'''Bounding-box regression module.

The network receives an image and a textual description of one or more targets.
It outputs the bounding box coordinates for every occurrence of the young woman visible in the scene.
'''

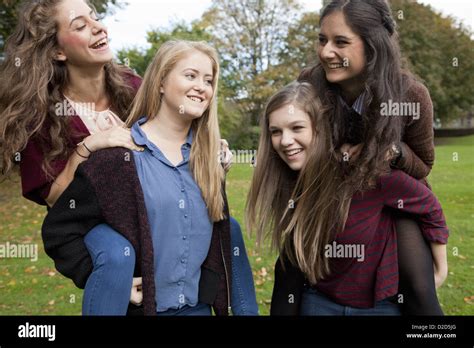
[296,0,445,315]
[0,0,257,315]
[246,81,449,315]
[41,39,241,315]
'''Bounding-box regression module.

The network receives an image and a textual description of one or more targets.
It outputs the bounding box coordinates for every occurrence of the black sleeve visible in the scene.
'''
[270,255,306,316]
[41,165,102,289]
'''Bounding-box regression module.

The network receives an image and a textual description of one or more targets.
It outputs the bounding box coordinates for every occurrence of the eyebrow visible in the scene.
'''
[69,10,95,27]
[182,68,213,78]
[319,33,351,41]
[269,120,307,129]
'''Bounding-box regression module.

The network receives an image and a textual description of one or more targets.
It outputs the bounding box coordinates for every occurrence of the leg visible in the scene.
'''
[396,216,443,315]
[82,224,136,315]
[229,217,259,315]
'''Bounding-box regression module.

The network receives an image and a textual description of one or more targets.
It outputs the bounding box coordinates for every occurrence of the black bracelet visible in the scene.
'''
[82,141,92,154]
[75,148,89,159]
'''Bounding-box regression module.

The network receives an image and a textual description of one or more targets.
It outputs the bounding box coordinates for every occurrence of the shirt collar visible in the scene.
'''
[131,116,193,152]
[339,89,368,116]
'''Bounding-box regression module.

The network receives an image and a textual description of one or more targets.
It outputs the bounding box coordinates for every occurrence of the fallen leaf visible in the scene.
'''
[463,296,474,304]
[48,300,55,305]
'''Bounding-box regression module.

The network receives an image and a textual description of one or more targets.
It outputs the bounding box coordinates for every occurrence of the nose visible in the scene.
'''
[193,79,206,92]
[280,130,294,147]
[92,20,107,36]
[319,41,336,60]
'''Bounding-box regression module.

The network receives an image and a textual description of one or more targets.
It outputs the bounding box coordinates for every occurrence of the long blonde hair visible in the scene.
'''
[246,82,352,284]
[126,40,225,222]
[0,0,136,178]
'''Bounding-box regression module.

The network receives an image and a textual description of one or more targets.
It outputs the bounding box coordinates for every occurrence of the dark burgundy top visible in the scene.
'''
[20,71,142,205]
[314,169,449,308]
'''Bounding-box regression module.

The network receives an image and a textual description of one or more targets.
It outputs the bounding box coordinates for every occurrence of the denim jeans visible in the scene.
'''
[156,302,211,316]
[300,288,401,316]
[83,224,135,315]
[229,217,259,315]
[82,218,258,315]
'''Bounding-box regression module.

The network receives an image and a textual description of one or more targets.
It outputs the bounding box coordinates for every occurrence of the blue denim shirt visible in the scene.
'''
[131,117,213,312]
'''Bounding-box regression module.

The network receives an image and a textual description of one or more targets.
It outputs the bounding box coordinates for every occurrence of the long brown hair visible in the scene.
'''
[126,40,225,222]
[0,0,136,177]
[299,0,408,193]
[246,82,352,284]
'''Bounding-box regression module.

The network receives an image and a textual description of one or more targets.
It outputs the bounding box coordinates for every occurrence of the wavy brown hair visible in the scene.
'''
[246,82,353,284]
[126,40,225,222]
[0,0,136,178]
[299,0,411,193]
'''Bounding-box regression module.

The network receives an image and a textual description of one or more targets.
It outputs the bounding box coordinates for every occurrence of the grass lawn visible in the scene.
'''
[0,135,472,315]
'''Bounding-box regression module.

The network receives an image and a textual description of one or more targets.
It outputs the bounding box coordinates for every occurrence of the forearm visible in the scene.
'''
[45,143,91,207]
[396,140,434,179]
[431,242,448,271]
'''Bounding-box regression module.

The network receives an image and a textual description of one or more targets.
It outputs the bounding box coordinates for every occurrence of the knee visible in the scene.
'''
[86,224,136,271]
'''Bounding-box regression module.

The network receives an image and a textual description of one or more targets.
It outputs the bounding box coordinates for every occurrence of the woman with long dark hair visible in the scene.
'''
[297,0,445,315]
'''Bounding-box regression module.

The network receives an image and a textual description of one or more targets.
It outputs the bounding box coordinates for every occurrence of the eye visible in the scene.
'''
[270,129,281,135]
[318,37,327,45]
[185,73,196,80]
[293,126,304,131]
[76,25,86,31]
[336,40,348,46]
[205,79,213,85]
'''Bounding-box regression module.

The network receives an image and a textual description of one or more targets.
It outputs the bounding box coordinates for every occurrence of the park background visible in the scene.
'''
[0,0,473,315]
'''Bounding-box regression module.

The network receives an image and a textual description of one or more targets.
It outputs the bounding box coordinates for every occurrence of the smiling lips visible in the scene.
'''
[90,37,108,50]
[284,148,303,159]
[327,62,344,69]
[187,95,205,103]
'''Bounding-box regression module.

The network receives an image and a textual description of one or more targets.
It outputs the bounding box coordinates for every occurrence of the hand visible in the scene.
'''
[220,139,233,172]
[431,242,448,289]
[339,143,363,163]
[434,264,448,289]
[83,126,144,153]
[130,277,143,305]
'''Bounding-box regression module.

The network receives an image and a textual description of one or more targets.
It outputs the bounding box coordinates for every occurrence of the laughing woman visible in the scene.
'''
[297,0,445,315]
[1,0,257,316]
[41,40,238,315]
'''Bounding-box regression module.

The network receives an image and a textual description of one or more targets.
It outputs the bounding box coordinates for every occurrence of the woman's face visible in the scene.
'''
[269,105,313,171]
[317,11,366,90]
[55,0,112,67]
[160,50,214,121]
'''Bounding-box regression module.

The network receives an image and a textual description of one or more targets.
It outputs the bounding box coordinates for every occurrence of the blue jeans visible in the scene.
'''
[300,288,401,316]
[156,302,211,316]
[83,224,135,315]
[82,218,258,315]
[229,217,259,315]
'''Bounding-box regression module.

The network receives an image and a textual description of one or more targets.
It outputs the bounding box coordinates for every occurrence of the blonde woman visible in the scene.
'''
[40,39,254,316]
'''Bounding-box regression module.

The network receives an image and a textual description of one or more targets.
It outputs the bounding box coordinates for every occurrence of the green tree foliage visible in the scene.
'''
[392,0,474,123]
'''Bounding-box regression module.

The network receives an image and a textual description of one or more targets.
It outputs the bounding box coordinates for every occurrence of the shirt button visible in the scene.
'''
[178,281,182,286]
[182,236,187,240]
[181,259,186,264]
[181,188,185,192]
[184,214,188,218]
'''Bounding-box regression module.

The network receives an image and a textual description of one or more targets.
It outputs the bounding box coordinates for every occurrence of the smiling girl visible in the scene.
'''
[246,81,448,315]
[41,40,240,316]
[297,0,445,315]
[1,0,257,316]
